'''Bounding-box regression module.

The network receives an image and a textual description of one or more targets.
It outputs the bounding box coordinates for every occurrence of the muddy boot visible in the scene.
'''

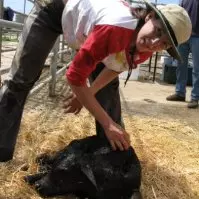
[187,100,198,109]
[166,93,185,102]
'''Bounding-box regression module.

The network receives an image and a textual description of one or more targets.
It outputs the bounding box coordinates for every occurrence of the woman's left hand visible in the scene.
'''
[63,93,83,114]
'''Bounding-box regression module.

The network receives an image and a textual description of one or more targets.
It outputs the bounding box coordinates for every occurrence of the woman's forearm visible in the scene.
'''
[90,68,120,95]
[68,68,120,126]
[67,75,130,151]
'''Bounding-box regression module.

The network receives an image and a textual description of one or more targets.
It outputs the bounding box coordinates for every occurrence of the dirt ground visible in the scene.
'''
[119,79,199,130]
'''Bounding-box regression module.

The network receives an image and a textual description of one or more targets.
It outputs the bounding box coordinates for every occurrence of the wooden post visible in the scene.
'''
[0,0,4,84]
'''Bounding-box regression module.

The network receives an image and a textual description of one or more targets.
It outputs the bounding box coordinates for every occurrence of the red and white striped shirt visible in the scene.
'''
[62,0,152,85]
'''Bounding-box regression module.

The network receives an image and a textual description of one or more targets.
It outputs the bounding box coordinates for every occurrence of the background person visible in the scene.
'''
[166,0,199,108]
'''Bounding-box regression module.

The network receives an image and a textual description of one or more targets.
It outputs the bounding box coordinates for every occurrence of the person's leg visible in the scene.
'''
[89,63,123,142]
[188,36,199,108]
[167,41,190,101]
[175,41,190,97]
[0,0,64,161]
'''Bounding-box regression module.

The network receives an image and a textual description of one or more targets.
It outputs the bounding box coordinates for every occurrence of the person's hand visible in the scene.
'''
[104,122,131,151]
[63,93,83,114]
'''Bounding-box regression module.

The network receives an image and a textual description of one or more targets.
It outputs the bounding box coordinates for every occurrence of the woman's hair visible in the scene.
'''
[124,4,154,86]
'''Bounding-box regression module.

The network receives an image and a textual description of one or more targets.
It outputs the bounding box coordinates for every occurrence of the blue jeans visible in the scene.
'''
[176,36,199,100]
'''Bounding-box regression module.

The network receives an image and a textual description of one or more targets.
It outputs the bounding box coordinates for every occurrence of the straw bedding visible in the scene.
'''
[0,106,198,199]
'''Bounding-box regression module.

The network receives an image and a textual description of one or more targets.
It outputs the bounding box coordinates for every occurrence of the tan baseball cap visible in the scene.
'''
[142,0,192,61]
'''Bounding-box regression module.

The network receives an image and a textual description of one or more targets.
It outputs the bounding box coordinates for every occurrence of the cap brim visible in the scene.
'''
[142,0,182,62]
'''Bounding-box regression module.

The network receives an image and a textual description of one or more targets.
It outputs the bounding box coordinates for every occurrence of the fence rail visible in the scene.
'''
[0,19,24,29]
[13,10,28,17]
[0,0,71,95]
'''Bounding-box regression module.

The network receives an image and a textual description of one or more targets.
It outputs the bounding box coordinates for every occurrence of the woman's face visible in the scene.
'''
[136,11,172,53]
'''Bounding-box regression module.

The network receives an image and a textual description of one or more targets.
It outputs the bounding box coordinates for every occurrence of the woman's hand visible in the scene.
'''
[67,83,130,151]
[104,122,130,151]
[63,93,83,114]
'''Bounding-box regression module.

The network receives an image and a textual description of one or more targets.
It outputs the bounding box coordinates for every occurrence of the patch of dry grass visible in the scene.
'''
[125,115,199,199]
[0,107,95,199]
[0,107,198,199]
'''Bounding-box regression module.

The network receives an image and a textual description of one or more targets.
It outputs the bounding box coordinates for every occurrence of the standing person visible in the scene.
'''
[0,0,191,162]
[166,0,199,108]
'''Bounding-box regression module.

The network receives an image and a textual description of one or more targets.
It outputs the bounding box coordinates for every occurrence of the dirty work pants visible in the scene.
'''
[0,0,123,161]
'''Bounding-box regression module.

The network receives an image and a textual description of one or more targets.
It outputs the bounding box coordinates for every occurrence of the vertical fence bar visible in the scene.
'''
[153,52,158,82]
[49,36,60,96]
[148,55,152,72]
[0,0,4,84]
[61,34,65,63]
[24,0,26,14]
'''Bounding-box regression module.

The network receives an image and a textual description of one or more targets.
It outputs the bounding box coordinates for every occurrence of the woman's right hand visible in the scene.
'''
[67,83,130,151]
[104,122,131,151]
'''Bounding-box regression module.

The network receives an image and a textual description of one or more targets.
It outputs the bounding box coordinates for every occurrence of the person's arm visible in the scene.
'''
[66,25,133,86]
[63,25,132,114]
[64,25,133,150]
[67,68,130,151]
[68,82,130,151]
[63,68,120,114]
[90,67,120,95]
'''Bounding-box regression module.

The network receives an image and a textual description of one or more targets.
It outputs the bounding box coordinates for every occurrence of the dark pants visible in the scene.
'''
[0,0,122,161]
[89,63,123,140]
